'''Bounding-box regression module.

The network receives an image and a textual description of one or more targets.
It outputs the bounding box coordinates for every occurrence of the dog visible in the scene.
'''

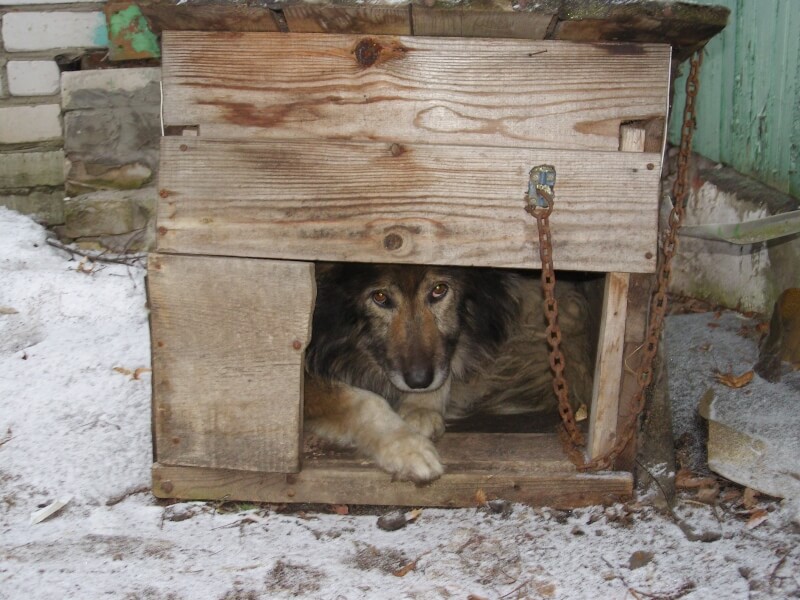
[303,262,593,483]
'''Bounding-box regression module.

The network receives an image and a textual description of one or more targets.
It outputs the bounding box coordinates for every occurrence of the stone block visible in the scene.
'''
[63,186,155,238]
[2,12,108,52]
[64,106,160,193]
[0,150,65,188]
[7,60,61,96]
[61,67,160,110]
[0,188,65,224]
[0,59,8,99]
[0,0,103,4]
[670,164,800,314]
[0,104,62,144]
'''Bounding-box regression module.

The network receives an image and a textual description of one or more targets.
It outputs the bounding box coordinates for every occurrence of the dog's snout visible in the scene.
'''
[403,365,435,390]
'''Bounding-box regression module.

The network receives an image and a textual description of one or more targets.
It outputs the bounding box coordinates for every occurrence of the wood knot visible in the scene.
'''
[355,38,382,68]
[383,233,403,251]
[390,143,404,157]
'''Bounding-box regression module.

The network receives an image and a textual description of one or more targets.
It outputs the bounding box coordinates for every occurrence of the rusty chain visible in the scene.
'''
[529,51,703,471]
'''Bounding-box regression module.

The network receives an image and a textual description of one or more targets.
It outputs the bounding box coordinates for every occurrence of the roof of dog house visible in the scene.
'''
[105,0,729,62]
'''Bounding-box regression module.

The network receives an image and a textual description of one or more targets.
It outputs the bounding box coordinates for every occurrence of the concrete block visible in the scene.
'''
[670,165,800,314]
[1,12,108,52]
[0,150,65,188]
[64,106,159,193]
[0,188,64,224]
[7,60,61,96]
[63,186,155,238]
[62,67,160,110]
[0,104,62,144]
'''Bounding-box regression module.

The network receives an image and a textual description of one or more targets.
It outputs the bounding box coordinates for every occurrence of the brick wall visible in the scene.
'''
[1,1,159,251]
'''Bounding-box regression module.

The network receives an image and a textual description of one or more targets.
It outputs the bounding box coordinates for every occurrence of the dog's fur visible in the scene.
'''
[304,262,593,483]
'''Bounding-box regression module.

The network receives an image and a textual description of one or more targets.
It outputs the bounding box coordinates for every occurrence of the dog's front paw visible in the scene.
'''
[399,407,446,440]
[375,431,444,484]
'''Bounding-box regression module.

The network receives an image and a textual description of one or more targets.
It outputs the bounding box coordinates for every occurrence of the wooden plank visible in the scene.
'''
[147,253,314,473]
[284,4,410,35]
[161,31,671,151]
[107,0,280,35]
[157,137,661,273]
[153,434,633,507]
[412,4,554,39]
[588,272,630,459]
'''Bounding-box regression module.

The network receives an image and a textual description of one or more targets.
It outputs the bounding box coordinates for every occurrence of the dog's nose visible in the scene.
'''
[403,366,434,390]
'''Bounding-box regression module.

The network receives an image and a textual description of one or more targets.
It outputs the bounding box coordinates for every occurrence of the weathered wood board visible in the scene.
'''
[161,32,671,152]
[412,6,555,39]
[158,138,662,272]
[283,4,411,35]
[148,253,315,473]
[153,433,633,507]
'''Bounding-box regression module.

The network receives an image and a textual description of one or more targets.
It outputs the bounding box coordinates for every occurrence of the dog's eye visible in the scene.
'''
[372,290,390,306]
[430,283,449,300]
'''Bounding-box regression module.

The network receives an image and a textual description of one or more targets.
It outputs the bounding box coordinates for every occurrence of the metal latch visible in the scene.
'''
[525,165,556,216]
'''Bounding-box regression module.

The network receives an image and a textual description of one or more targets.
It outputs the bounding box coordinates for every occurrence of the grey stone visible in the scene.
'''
[63,186,156,238]
[61,68,161,111]
[64,106,160,193]
[0,150,65,189]
[0,188,65,225]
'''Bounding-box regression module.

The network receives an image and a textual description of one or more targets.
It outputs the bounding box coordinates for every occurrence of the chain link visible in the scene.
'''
[530,51,703,471]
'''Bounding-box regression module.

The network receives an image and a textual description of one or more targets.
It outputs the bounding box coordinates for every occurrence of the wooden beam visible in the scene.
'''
[152,433,633,507]
[284,3,410,35]
[148,253,314,473]
[161,32,672,152]
[588,272,630,459]
[411,2,555,39]
[157,137,661,273]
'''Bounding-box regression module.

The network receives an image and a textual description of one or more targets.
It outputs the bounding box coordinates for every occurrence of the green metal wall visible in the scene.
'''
[669,0,800,198]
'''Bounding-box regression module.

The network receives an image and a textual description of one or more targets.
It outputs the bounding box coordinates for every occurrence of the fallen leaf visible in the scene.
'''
[742,487,759,510]
[676,468,717,490]
[133,367,152,380]
[628,550,654,570]
[696,485,720,504]
[746,509,768,529]
[407,508,423,522]
[714,369,754,389]
[113,367,132,377]
[0,306,19,315]
[392,561,416,577]
[574,403,588,422]
[707,322,720,329]
[331,504,349,515]
[474,489,487,506]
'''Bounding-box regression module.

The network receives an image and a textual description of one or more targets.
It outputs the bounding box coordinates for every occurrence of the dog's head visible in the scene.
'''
[309,263,517,396]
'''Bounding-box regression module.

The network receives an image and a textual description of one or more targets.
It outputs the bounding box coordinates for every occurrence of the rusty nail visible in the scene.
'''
[383,233,403,251]
[157,226,168,236]
[287,489,296,498]
[292,340,302,350]
[646,163,655,170]
[645,251,654,259]
[179,144,188,152]
[159,189,169,198]
[161,481,174,494]
[171,437,180,445]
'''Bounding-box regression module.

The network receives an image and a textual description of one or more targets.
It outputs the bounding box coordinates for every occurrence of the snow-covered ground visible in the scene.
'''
[1,207,798,599]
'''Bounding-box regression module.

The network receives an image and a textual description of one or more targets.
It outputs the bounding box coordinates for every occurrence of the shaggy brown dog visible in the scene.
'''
[304,263,592,483]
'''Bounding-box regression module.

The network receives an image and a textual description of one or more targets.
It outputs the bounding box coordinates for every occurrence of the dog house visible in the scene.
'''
[145,2,724,507]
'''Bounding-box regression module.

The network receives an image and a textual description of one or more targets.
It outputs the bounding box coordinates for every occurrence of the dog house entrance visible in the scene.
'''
[149,31,670,507]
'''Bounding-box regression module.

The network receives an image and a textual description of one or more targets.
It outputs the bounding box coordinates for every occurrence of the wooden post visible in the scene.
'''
[588,124,648,461]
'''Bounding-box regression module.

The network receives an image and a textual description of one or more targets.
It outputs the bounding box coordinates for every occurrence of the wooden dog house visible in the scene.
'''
[147,21,679,507]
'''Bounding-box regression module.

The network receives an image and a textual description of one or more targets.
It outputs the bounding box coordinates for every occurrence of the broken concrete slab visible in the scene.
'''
[667,310,800,501]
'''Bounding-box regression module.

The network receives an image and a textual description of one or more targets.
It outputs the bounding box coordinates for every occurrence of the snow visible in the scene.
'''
[1,208,799,599]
